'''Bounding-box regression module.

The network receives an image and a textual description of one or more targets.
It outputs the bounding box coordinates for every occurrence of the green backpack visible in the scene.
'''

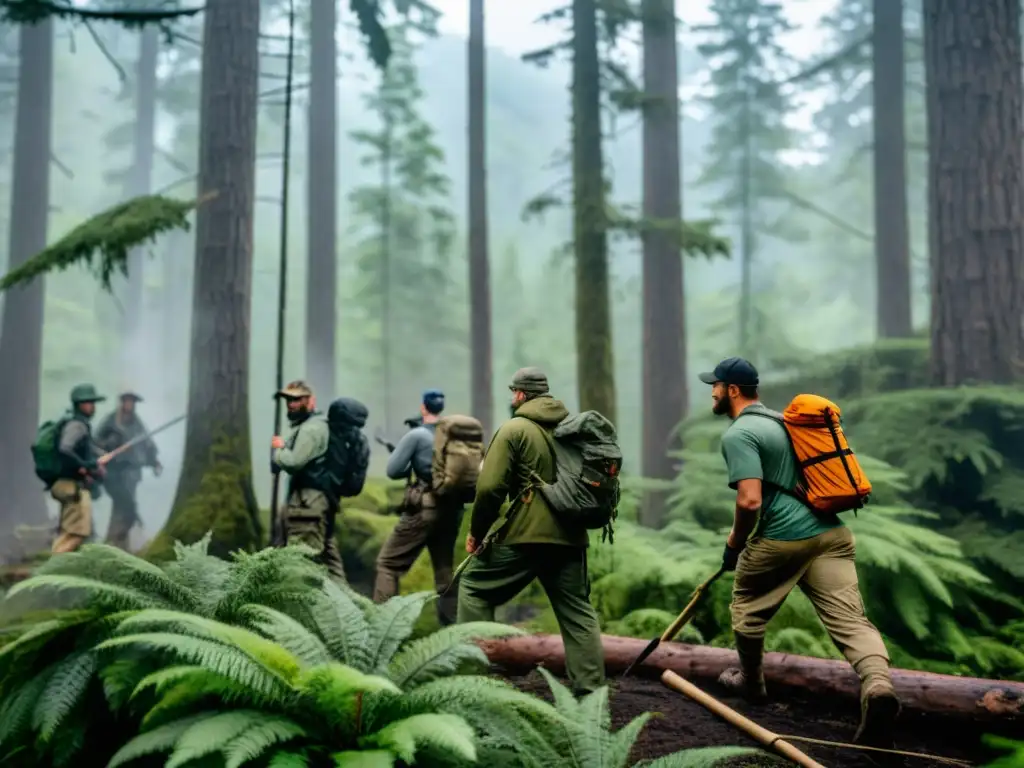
[31,416,68,487]
[533,411,623,542]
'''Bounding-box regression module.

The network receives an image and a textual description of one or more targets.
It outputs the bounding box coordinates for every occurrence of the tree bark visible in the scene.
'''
[872,0,912,339]
[149,0,261,559]
[479,635,1024,720]
[572,0,615,422]
[305,0,337,400]
[640,0,684,529]
[0,17,53,542]
[121,24,159,379]
[467,0,492,438]
[925,0,1024,385]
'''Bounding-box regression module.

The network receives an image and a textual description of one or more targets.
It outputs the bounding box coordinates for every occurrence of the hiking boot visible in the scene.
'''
[854,684,900,749]
[717,666,768,702]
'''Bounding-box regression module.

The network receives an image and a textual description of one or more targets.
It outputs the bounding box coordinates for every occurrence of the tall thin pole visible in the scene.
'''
[270,0,296,546]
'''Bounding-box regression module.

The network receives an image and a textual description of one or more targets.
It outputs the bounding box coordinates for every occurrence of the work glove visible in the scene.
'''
[722,542,743,572]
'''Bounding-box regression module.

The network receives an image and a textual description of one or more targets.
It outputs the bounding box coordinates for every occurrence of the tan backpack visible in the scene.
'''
[432,414,485,503]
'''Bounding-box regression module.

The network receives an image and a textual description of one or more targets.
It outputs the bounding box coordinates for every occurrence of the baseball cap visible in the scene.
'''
[698,357,759,387]
[274,380,313,399]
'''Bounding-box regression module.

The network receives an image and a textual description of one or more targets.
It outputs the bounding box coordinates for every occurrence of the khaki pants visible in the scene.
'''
[458,544,605,695]
[731,526,889,669]
[50,478,92,554]
[284,488,346,583]
[374,496,463,625]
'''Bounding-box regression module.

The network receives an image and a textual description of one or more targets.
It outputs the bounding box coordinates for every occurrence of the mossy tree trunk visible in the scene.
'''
[572,0,615,421]
[924,0,1024,385]
[872,0,912,339]
[0,17,53,541]
[639,0,684,529]
[468,0,493,437]
[120,24,159,378]
[150,0,261,559]
[305,0,337,400]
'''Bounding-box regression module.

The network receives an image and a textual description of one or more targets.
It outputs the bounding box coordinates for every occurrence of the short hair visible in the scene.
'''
[422,389,445,415]
[736,384,758,399]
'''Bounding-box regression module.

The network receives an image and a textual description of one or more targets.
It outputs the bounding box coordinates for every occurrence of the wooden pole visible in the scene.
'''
[661,670,826,768]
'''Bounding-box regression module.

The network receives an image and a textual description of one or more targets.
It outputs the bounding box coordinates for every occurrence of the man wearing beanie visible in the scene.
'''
[456,367,605,696]
[374,388,463,625]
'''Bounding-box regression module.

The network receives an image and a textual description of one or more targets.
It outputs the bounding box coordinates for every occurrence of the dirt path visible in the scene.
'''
[509,672,1001,767]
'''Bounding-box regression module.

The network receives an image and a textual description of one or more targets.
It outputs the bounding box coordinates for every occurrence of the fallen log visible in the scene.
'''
[478,633,1024,722]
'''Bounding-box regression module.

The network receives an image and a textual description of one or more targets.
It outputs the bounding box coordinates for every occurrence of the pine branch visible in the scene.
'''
[0,193,210,293]
[0,0,203,27]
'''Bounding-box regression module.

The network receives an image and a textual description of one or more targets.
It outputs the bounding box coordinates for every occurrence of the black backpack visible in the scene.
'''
[323,397,370,500]
[533,411,623,542]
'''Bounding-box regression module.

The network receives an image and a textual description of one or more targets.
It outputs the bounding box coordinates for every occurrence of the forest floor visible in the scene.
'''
[508,670,1001,767]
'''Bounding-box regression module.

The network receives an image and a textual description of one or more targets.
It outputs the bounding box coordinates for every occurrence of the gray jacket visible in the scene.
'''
[386,424,436,483]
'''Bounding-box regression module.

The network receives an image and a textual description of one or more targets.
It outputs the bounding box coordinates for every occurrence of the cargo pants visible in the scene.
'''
[284,487,346,582]
[50,478,92,554]
[457,543,605,695]
[730,525,893,700]
[104,469,140,550]
[374,492,464,626]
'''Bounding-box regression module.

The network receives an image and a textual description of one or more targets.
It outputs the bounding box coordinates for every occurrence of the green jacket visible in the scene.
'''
[469,395,588,548]
[273,414,330,494]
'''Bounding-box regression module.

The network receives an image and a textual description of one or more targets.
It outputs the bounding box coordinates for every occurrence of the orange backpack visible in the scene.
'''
[746,394,871,515]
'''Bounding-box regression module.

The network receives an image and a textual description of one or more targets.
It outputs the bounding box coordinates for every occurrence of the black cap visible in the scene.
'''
[698,357,759,387]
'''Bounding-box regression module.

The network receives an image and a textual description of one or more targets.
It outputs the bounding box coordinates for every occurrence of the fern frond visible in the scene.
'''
[361,713,476,764]
[32,650,97,741]
[296,663,400,729]
[97,632,294,701]
[607,711,653,768]
[5,575,161,613]
[386,621,525,688]
[267,749,311,768]
[364,592,433,674]
[333,750,396,767]
[107,712,212,768]
[0,666,52,746]
[221,714,307,768]
[306,578,370,669]
[241,604,332,667]
[635,746,762,767]
[112,610,303,680]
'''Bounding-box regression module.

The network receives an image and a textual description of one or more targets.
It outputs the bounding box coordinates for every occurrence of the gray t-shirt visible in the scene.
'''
[386,424,436,482]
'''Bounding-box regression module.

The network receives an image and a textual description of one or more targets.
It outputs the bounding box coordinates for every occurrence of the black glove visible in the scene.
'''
[722,542,743,572]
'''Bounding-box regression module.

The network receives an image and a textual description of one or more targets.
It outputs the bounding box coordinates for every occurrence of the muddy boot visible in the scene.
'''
[853,656,901,749]
[717,633,768,702]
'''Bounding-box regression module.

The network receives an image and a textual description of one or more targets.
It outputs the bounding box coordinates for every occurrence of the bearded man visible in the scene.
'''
[271,380,345,581]
[702,356,899,748]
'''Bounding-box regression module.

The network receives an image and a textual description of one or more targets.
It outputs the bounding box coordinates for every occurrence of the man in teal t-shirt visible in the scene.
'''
[700,356,899,749]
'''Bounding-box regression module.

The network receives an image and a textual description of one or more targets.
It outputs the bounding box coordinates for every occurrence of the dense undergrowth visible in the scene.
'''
[0,538,764,767]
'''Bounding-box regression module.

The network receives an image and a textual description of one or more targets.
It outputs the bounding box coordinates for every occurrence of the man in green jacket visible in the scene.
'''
[456,367,605,695]
[271,380,345,581]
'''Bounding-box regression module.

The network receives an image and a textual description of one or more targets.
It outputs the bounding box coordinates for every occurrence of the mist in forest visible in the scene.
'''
[0,0,927,534]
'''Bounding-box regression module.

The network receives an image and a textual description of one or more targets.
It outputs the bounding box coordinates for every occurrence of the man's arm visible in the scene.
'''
[385,429,421,480]
[721,429,763,552]
[468,426,514,542]
[273,420,327,473]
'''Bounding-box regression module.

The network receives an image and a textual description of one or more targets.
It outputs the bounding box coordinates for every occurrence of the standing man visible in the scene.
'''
[95,391,162,550]
[701,356,899,747]
[374,389,462,625]
[51,384,109,554]
[271,380,345,582]
[456,368,605,697]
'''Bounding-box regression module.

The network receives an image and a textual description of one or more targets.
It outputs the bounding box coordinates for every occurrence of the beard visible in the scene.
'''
[287,406,311,424]
[712,392,732,416]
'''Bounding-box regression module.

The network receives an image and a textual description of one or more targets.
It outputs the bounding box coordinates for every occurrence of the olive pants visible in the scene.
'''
[374,498,463,625]
[731,526,893,699]
[50,478,92,554]
[457,543,605,695]
[284,488,345,582]
[104,472,140,550]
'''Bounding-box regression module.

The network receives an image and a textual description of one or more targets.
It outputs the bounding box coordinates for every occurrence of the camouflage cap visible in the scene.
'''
[509,367,549,396]
[274,379,313,400]
[70,383,106,404]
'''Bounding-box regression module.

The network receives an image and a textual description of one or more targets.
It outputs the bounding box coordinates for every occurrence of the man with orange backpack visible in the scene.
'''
[701,356,899,748]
